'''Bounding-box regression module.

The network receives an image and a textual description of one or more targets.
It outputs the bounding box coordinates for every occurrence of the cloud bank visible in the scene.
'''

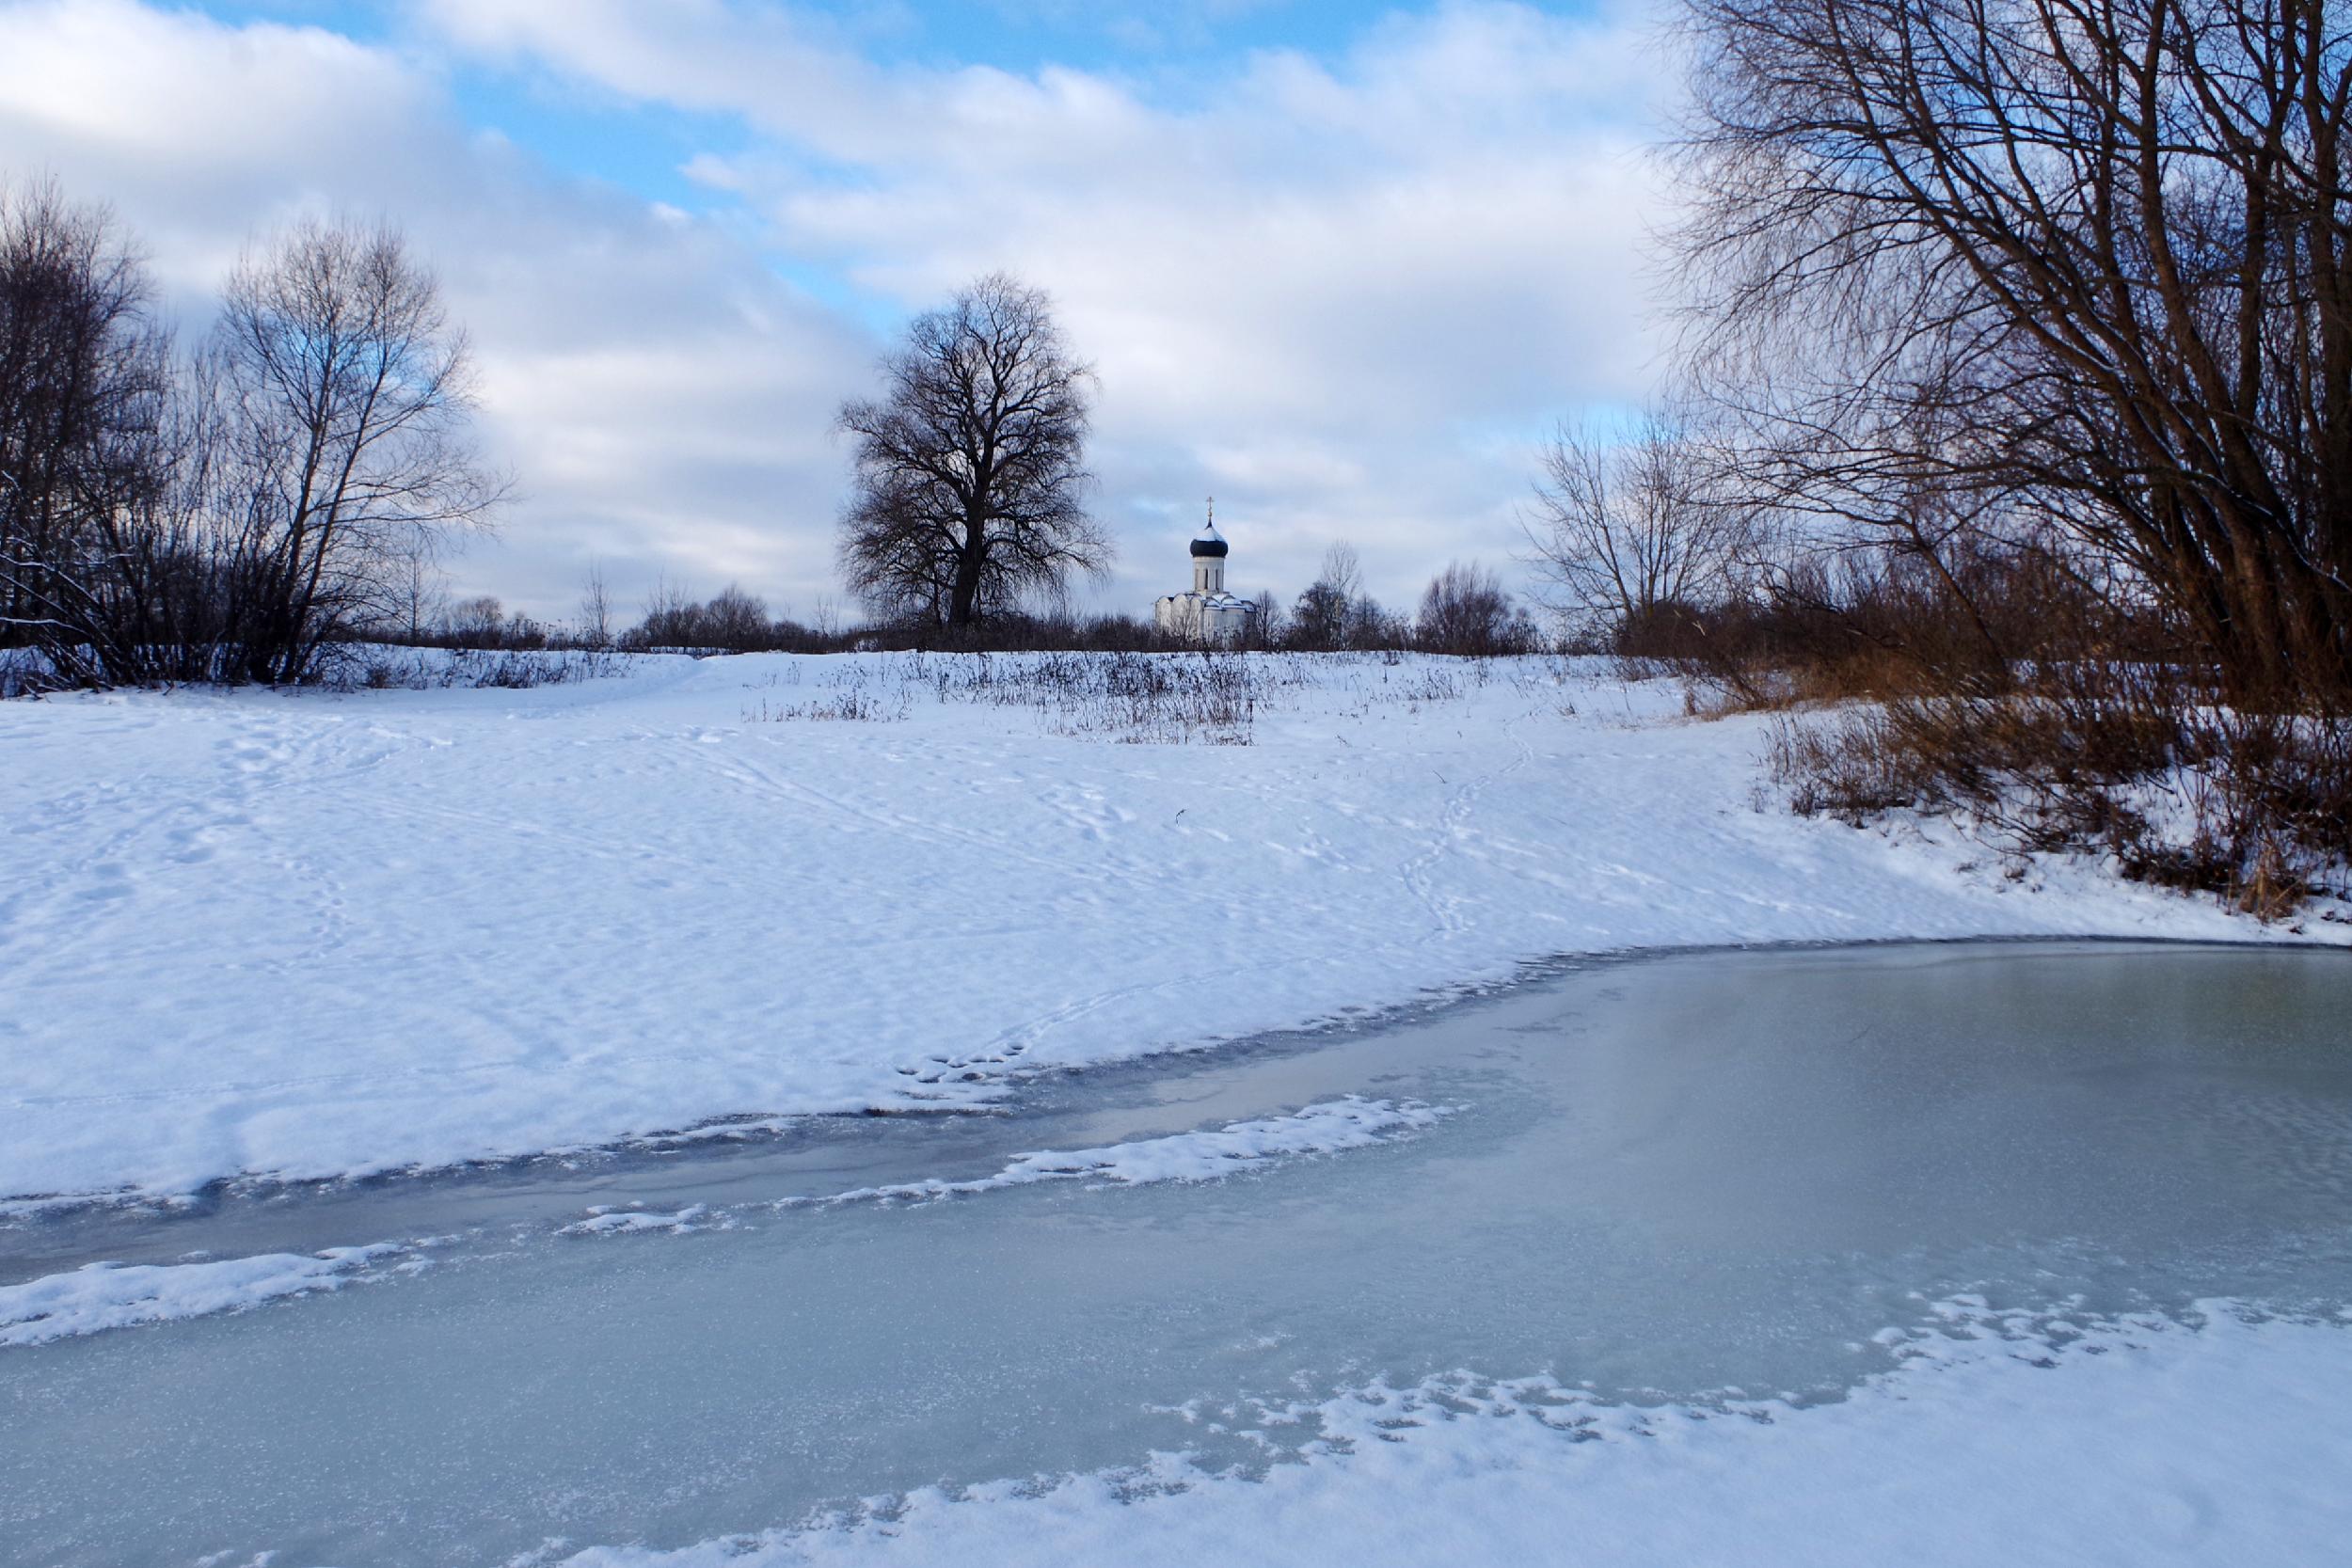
[0,0,1669,621]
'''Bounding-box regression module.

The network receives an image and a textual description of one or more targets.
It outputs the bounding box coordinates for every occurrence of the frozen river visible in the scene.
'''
[4,940,2349,1566]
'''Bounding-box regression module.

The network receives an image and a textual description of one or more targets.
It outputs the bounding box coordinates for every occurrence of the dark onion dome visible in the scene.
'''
[1190,523,1229,558]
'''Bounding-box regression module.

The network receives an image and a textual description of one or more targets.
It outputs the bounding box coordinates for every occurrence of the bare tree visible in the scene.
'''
[1350,594,1407,651]
[1251,589,1280,644]
[0,178,174,683]
[441,594,504,648]
[215,217,502,682]
[578,562,612,649]
[836,273,1108,627]
[702,582,770,651]
[383,531,448,644]
[632,575,698,649]
[1319,542,1362,606]
[1417,561,1534,656]
[1289,582,1344,649]
[1673,0,2352,705]
[1522,405,1749,647]
[1289,541,1364,650]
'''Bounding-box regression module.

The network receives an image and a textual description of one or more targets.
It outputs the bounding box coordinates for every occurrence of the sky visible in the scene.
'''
[0,0,1675,626]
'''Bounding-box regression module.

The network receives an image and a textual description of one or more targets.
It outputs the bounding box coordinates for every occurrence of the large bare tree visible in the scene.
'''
[1290,542,1363,649]
[1673,0,2352,705]
[215,217,501,682]
[1417,561,1535,656]
[0,178,172,680]
[836,273,1108,626]
[1522,405,1750,645]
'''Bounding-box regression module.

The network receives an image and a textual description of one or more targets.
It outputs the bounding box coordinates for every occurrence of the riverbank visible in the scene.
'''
[5,652,2336,1205]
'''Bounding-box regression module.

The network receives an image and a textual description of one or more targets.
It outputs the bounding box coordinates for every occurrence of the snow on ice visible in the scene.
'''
[0,1243,410,1346]
[559,1204,726,1237]
[803,1096,1453,1203]
[556,1303,2352,1568]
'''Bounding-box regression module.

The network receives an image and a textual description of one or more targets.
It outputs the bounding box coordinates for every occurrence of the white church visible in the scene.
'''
[1153,504,1260,643]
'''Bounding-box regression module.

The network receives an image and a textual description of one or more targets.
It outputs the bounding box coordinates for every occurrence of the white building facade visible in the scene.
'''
[1154,512,1259,644]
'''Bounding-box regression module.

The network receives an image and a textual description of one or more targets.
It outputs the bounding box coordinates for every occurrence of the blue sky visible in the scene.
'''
[206,1,1454,79]
[0,0,1664,621]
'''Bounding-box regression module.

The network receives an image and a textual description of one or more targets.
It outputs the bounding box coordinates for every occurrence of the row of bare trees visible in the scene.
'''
[1271,542,1541,655]
[0,178,498,689]
[1667,0,2352,711]
[1524,0,2351,708]
[1511,0,2351,909]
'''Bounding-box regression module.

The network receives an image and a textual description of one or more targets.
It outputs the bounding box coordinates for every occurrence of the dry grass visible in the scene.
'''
[741,650,1306,745]
[742,662,912,722]
[1763,662,2351,920]
[930,650,1276,745]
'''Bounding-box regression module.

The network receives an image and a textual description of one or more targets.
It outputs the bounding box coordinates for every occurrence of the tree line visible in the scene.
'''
[0,180,500,689]
[403,553,1540,659]
[4,201,1541,688]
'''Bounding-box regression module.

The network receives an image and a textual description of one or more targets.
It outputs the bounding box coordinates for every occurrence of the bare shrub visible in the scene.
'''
[1769,661,2350,919]
[1397,665,1464,705]
[744,662,911,722]
[620,579,844,656]
[324,644,633,691]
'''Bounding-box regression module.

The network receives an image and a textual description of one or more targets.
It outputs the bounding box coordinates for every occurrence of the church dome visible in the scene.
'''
[1189,523,1229,559]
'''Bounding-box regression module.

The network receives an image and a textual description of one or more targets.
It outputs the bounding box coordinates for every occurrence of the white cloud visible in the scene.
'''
[0,0,875,620]
[0,0,1676,622]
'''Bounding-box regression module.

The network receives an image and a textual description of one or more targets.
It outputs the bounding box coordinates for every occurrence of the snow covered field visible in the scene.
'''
[2,651,2335,1205]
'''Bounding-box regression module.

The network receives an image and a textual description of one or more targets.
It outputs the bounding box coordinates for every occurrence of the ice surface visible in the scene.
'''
[5,942,2346,1568]
[6,653,2335,1205]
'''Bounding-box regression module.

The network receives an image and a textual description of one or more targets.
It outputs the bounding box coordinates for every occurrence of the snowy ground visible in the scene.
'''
[3,650,2337,1205]
[564,1303,2352,1568]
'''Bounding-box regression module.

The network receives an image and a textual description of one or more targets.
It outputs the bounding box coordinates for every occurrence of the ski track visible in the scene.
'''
[2,651,2337,1204]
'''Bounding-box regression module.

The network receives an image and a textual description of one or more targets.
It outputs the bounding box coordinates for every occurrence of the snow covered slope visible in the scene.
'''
[1,652,2328,1203]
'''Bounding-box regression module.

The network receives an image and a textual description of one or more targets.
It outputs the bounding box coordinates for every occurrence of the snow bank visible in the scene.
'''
[0,1243,407,1346]
[810,1096,1452,1203]
[560,1204,729,1236]
[548,1100,1449,1231]
[5,653,2335,1204]
[558,1306,2352,1568]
